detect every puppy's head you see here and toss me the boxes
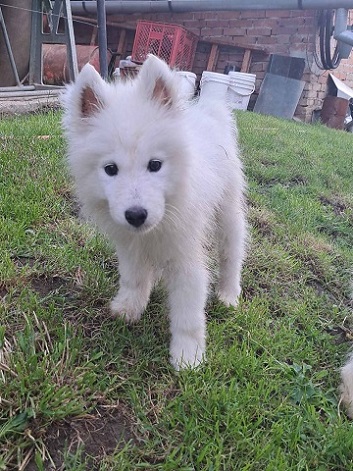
[62,55,190,234]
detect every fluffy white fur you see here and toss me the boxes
[340,355,353,417]
[62,55,247,369]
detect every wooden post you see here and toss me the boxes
[207,44,219,71]
[240,49,252,73]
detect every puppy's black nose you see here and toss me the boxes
[125,207,148,228]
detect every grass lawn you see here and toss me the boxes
[0,109,353,470]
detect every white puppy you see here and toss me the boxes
[340,355,353,417]
[62,55,247,369]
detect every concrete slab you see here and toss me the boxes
[0,88,62,116]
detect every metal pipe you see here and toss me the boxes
[74,1,170,14]
[71,0,353,15]
[97,0,108,79]
[0,86,36,93]
[335,8,353,47]
[170,0,353,11]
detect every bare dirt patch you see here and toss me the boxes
[0,283,8,298]
[12,255,36,268]
[319,195,348,216]
[327,325,353,345]
[284,175,308,187]
[30,275,68,297]
[250,205,277,238]
[27,406,135,470]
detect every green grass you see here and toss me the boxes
[0,110,353,470]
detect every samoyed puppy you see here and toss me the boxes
[340,356,353,417]
[62,55,247,369]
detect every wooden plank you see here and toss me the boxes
[240,49,252,73]
[207,44,219,71]
[201,36,268,53]
[117,29,127,55]
[90,26,97,46]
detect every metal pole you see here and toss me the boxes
[64,0,79,80]
[97,0,108,80]
[0,6,22,86]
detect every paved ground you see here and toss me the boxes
[0,88,61,116]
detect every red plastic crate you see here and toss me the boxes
[132,20,198,70]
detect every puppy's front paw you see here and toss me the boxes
[217,283,241,307]
[170,334,205,371]
[217,285,241,308]
[110,289,145,323]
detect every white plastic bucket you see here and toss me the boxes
[228,71,256,110]
[176,71,197,99]
[200,71,230,101]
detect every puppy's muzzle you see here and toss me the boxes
[125,207,148,228]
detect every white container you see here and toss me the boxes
[200,71,230,101]
[228,71,256,110]
[176,71,197,99]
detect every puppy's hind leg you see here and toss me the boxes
[217,191,247,307]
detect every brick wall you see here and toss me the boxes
[74,9,353,122]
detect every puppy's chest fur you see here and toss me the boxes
[116,216,212,269]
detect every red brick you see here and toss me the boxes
[201,12,221,20]
[296,25,313,34]
[255,19,279,28]
[303,16,316,26]
[200,27,223,36]
[273,34,292,44]
[276,19,294,28]
[222,27,247,36]
[253,73,265,83]
[272,45,290,54]
[258,36,279,45]
[195,12,208,20]
[185,27,201,36]
[205,20,230,28]
[170,12,195,21]
[228,19,254,28]
[290,43,308,52]
[265,10,292,18]
[249,27,272,36]
[290,34,308,44]
[183,20,202,28]
[290,10,315,19]
[271,25,299,35]
[240,10,266,19]
[237,35,258,45]
[210,11,241,20]
[250,63,265,72]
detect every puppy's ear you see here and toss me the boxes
[138,55,176,108]
[62,64,106,126]
[81,84,101,117]
[77,64,106,118]
[152,77,173,108]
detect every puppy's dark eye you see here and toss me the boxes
[104,163,118,176]
[147,159,162,172]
